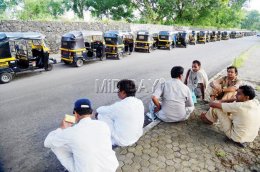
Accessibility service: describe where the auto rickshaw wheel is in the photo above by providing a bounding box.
[75,59,84,67]
[45,63,53,71]
[116,53,122,60]
[0,72,13,84]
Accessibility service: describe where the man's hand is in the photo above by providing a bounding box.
[60,119,73,129]
[154,106,161,113]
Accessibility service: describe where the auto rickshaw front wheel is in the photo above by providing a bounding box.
[75,59,84,67]
[0,72,13,84]
[45,64,53,71]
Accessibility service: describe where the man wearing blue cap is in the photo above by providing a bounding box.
[44,98,119,172]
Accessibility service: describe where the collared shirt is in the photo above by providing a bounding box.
[97,97,144,146]
[214,76,241,89]
[153,78,194,122]
[222,99,260,143]
[44,118,119,172]
[187,68,208,90]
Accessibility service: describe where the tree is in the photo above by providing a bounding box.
[63,0,90,19]
[241,10,260,30]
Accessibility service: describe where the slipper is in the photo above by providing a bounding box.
[200,112,213,125]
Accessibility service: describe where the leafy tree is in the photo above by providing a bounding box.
[63,0,90,19]
[241,10,260,30]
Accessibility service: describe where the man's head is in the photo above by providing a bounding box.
[227,66,238,79]
[192,60,201,72]
[171,66,184,79]
[117,79,136,99]
[73,98,93,121]
[236,85,255,102]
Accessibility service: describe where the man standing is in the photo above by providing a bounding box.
[44,98,118,172]
[150,66,194,122]
[201,85,260,147]
[97,79,144,146]
[184,60,208,100]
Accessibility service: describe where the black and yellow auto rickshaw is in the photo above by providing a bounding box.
[104,31,125,59]
[217,31,222,41]
[152,33,159,49]
[122,31,134,55]
[221,31,230,40]
[134,30,155,53]
[176,31,189,48]
[198,31,207,44]
[189,30,198,45]
[61,31,105,67]
[230,31,237,39]
[206,31,210,42]
[0,32,55,84]
[157,31,177,50]
[210,31,217,42]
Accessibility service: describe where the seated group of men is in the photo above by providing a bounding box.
[44,61,260,172]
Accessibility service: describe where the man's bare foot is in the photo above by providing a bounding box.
[200,112,213,125]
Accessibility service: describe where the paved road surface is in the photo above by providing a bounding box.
[0,36,258,171]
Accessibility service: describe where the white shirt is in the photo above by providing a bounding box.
[153,78,194,122]
[222,99,260,143]
[97,97,144,146]
[187,68,208,91]
[44,118,119,172]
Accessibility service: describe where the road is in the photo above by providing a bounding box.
[0,36,258,172]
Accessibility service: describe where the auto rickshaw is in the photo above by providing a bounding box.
[176,31,189,48]
[0,32,55,84]
[206,31,210,42]
[230,31,237,39]
[221,31,230,40]
[198,31,207,44]
[210,31,217,42]
[61,31,105,67]
[189,30,198,45]
[152,33,159,49]
[104,30,125,59]
[122,31,134,55]
[134,30,155,53]
[217,31,222,41]
[157,31,177,50]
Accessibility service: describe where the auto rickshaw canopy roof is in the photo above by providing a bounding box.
[0,32,46,41]
[137,30,150,35]
[104,31,124,38]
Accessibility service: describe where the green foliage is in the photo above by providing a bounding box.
[241,10,260,31]
[17,0,64,20]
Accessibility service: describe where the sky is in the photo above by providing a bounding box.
[247,0,260,12]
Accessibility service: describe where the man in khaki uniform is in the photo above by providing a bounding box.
[201,85,260,147]
[205,66,242,101]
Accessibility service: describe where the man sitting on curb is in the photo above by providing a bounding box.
[44,98,119,172]
[205,66,242,101]
[96,79,144,147]
[201,85,260,147]
[184,60,208,100]
[147,66,194,122]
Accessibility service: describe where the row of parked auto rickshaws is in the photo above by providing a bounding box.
[0,30,256,83]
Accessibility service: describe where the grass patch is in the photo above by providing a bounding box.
[232,45,258,68]
[216,150,226,157]
[256,85,260,91]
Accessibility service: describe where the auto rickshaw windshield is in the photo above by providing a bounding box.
[136,35,148,41]
[104,37,118,45]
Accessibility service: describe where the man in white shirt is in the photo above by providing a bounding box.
[201,85,260,147]
[44,98,118,172]
[150,66,194,122]
[184,60,208,100]
[97,79,144,146]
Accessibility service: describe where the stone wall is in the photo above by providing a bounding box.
[0,20,186,53]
